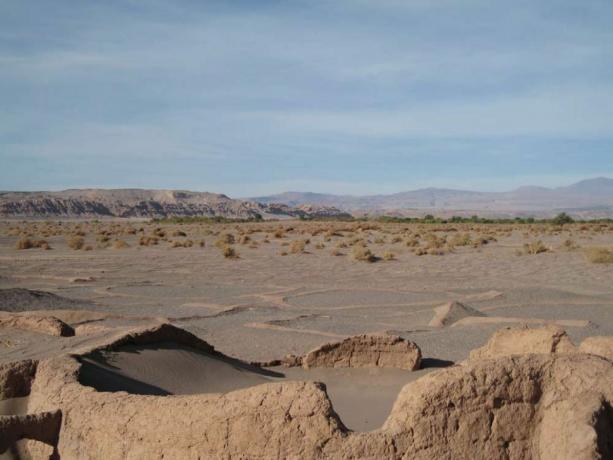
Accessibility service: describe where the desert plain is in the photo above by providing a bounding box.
[1,218,612,459]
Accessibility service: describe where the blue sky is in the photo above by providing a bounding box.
[1,0,612,196]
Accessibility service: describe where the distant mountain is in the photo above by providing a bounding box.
[0,189,350,220]
[252,178,613,218]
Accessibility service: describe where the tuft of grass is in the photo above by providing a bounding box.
[223,245,239,259]
[15,238,33,250]
[139,235,159,246]
[451,233,472,247]
[289,239,307,254]
[215,233,235,248]
[523,240,549,255]
[67,236,85,250]
[170,240,194,248]
[584,247,613,264]
[560,239,579,251]
[351,245,376,262]
[112,239,129,249]
[15,238,50,250]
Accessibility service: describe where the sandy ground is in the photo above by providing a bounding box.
[1,220,612,431]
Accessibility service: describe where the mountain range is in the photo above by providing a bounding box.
[0,189,349,220]
[1,178,611,219]
[252,177,613,218]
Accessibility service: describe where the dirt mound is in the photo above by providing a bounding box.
[428,300,486,327]
[469,325,576,360]
[302,334,422,370]
[580,336,613,361]
[0,288,93,313]
[0,313,75,337]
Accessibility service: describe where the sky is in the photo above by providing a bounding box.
[1,0,612,197]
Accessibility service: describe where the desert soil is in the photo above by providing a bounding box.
[0,220,611,431]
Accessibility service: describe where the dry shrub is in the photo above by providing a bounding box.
[171,230,187,237]
[112,239,129,249]
[584,247,613,264]
[352,245,376,262]
[330,249,343,256]
[84,245,93,251]
[67,236,85,250]
[315,242,325,249]
[374,237,385,245]
[223,245,238,259]
[273,228,285,238]
[523,240,549,255]
[414,247,427,256]
[153,228,166,238]
[279,251,288,256]
[199,240,206,248]
[239,235,251,245]
[290,239,307,254]
[383,250,395,261]
[390,236,402,244]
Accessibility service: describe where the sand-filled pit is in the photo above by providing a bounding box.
[79,342,282,396]
[79,340,431,431]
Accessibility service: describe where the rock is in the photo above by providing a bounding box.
[0,313,75,337]
[580,336,613,361]
[302,333,422,370]
[4,325,612,459]
[0,360,38,399]
[428,300,487,327]
[0,410,62,456]
[469,325,576,360]
[20,349,613,459]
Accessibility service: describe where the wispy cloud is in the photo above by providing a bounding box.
[1,0,612,193]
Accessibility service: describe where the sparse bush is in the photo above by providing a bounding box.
[552,212,574,225]
[584,247,613,264]
[352,245,376,262]
[315,242,325,249]
[239,235,251,245]
[383,250,395,260]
